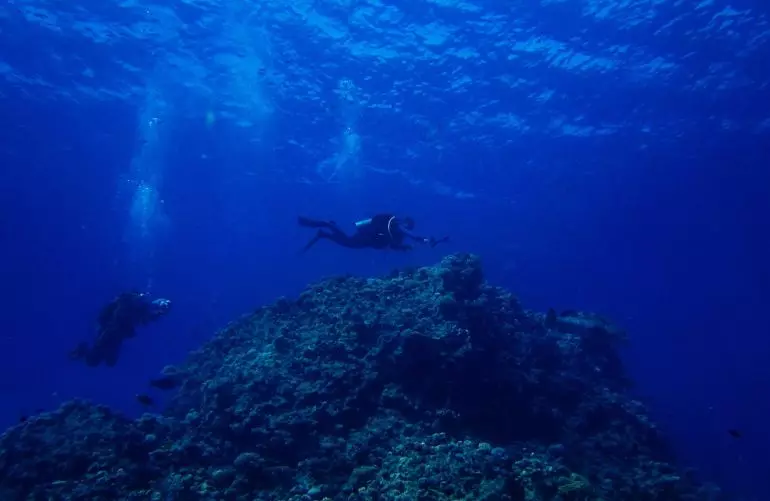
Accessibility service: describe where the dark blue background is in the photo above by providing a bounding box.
[2,3,769,497]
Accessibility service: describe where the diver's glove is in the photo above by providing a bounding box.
[149,298,172,318]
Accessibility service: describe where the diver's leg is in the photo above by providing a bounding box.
[300,230,328,253]
[69,342,90,362]
[326,230,369,249]
[301,228,365,252]
[86,329,113,367]
[103,341,122,367]
[69,341,102,367]
[85,349,103,367]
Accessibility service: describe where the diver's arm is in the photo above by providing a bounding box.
[402,230,450,248]
[401,228,431,244]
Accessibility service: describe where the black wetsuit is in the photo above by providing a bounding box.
[70,292,170,367]
[299,214,446,252]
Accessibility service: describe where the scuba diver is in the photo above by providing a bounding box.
[69,291,171,367]
[298,214,449,253]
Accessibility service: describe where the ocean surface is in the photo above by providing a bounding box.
[0,0,768,498]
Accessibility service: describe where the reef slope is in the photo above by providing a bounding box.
[0,254,721,500]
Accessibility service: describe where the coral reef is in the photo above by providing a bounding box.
[0,254,723,500]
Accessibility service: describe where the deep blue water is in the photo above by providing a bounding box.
[1,0,769,498]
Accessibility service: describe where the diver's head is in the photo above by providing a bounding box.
[400,217,415,231]
[149,298,172,318]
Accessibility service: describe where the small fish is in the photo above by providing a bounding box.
[135,394,155,407]
[727,429,742,439]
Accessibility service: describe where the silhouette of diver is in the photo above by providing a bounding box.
[299,214,448,253]
[69,291,171,367]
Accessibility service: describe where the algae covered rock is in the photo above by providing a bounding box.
[0,254,724,500]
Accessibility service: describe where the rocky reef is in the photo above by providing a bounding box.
[0,254,723,500]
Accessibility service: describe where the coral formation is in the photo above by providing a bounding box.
[0,254,723,500]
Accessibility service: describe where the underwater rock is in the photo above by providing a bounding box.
[0,254,725,500]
